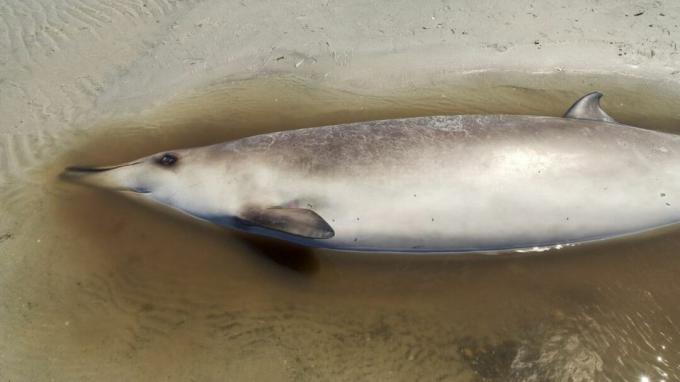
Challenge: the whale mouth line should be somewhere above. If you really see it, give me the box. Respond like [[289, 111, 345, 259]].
[[64, 161, 143, 174], [121, 187, 151, 194], [64, 165, 117, 173]]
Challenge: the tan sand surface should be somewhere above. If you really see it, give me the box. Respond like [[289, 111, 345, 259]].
[[2, 1, 680, 381]]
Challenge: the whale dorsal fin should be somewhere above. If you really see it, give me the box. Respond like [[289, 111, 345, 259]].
[[563, 91, 617, 123], [239, 207, 334, 239]]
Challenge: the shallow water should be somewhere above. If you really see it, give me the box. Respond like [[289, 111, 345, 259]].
[[2, 72, 680, 381]]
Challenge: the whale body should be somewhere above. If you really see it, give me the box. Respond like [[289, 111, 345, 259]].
[[64, 92, 680, 253]]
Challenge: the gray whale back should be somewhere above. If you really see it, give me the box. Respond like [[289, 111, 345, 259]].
[[223, 114, 680, 252]]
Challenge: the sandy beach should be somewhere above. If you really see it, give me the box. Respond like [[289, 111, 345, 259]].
[[2, 1, 680, 380]]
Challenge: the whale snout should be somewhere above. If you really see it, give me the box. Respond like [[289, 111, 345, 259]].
[[62, 164, 126, 176], [60, 162, 147, 193]]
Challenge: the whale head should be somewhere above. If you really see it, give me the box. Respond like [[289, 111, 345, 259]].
[[62, 140, 336, 243], [61, 146, 241, 221]]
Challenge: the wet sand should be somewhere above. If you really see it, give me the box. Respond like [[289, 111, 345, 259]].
[[2, 1, 680, 381]]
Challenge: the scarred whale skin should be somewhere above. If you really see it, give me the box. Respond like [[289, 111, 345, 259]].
[[63, 92, 680, 253]]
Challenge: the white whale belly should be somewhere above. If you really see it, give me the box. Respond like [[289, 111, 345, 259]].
[[313, 175, 680, 251]]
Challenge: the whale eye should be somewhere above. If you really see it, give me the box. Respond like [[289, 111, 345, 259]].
[[157, 153, 178, 167]]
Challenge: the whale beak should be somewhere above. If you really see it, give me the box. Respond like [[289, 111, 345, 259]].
[[62, 164, 128, 175], [60, 162, 148, 193]]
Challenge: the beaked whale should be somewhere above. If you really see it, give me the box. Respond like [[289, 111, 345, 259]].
[[63, 92, 680, 253]]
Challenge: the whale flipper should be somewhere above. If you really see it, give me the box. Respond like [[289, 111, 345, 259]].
[[563, 91, 617, 123], [239, 207, 335, 239]]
